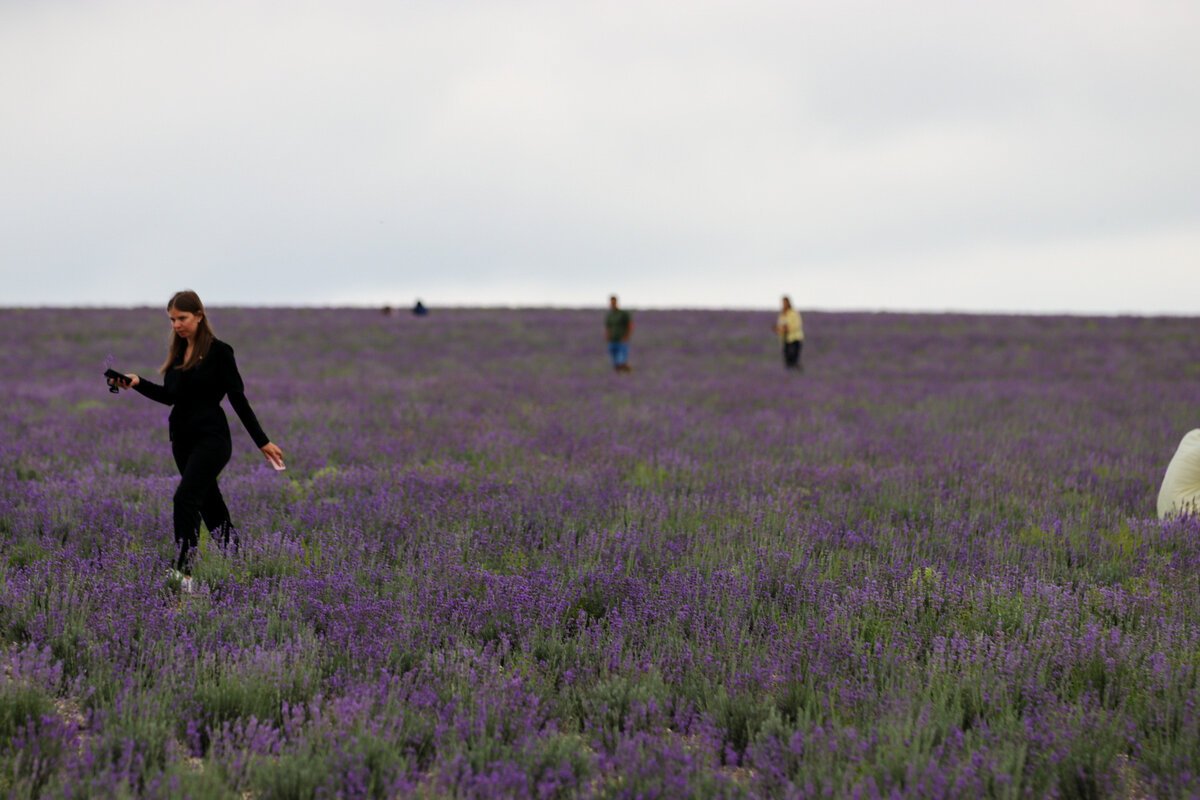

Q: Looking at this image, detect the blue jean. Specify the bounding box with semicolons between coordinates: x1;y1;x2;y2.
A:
608;341;629;368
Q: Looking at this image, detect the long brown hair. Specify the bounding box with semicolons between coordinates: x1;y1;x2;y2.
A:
159;290;216;374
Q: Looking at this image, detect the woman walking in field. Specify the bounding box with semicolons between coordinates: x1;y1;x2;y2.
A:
108;290;284;591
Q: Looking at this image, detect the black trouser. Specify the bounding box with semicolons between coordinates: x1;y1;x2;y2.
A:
171;434;236;573
783;340;803;369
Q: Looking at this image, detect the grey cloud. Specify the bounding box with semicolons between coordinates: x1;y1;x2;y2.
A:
2;0;1197;312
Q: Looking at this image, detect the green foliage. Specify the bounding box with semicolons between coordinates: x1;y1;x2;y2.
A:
245;550;302;580
192;651;320;746
333;732;413;799
248;751;331;800
521;732;593;798
953;590;1026;636
5;541;48;570
157;763;241;799
628;461;671;490
478;547;528;576
91;690;177;779
12;463;41;481
571;671;672;749
562;587;612;626
0;683;52;745
706;687;774;757
769;672;826;728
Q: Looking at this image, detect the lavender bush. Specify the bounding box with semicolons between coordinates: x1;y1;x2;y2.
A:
1;307;1198;798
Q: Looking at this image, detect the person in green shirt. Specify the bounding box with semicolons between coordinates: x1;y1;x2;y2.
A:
604;295;633;373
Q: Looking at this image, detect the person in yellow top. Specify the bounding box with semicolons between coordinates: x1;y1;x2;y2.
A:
773;295;804;371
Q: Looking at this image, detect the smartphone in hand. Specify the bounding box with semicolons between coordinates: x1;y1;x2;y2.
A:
104;368;127;393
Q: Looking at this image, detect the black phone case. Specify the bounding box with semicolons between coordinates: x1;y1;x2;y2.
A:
105;368;125;393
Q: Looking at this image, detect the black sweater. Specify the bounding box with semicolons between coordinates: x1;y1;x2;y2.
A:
134;339;270;448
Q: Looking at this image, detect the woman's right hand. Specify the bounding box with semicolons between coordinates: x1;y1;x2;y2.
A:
112;373;140;389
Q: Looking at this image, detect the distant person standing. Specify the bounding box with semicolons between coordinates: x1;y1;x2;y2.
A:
773;296;804;371
412;299;428;316
605;295;633;373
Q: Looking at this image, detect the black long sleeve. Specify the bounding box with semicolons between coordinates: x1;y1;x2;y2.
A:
221;348;270;449
133;377;173;406
133;339;270;448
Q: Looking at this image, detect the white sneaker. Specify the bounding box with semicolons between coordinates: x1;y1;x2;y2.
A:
167;569;194;594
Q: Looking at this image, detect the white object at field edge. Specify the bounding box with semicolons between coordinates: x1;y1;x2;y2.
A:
1158;429;1200;519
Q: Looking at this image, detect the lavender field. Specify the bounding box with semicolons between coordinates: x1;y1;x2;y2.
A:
2;307;1199;799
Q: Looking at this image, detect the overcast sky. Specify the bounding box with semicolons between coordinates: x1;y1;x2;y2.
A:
2;0;1197;313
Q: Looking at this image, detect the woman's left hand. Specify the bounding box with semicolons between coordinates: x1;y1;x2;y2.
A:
261;442;285;470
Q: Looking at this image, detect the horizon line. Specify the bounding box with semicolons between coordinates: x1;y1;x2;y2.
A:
1;302;1197;318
